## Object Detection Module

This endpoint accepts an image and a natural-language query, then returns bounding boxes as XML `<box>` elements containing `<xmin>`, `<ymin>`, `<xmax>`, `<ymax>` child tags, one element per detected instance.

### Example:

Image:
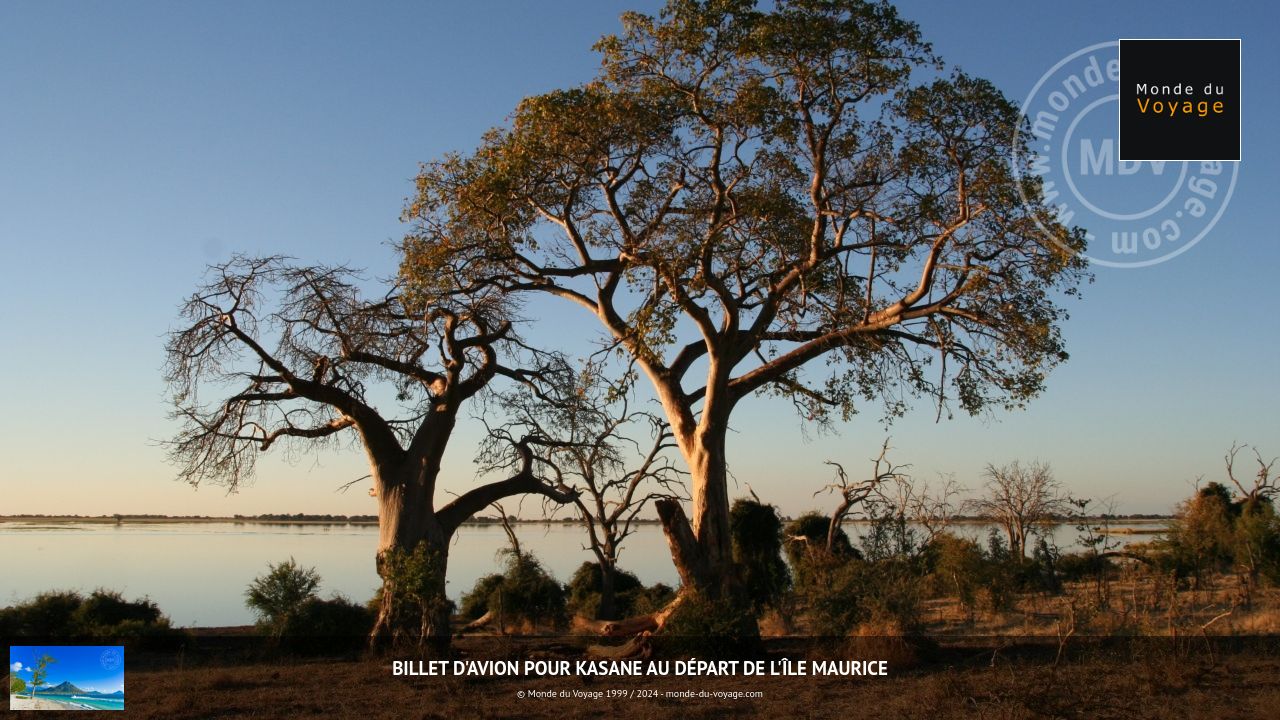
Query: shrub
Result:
<box><xmin>245</xmin><ymin>558</ymin><xmax>321</xmax><ymax>634</ymax></box>
<box><xmin>730</xmin><ymin>498</ymin><xmax>791</xmax><ymax>612</ymax></box>
<box><xmin>564</xmin><ymin>562</ymin><xmax>648</xmax><ymax>619</ymax></box>
<box><xmin>922</xmin><ymin>532</ymin><xmax>986</xmax><ymax>610</ymax></box>
<box><xmin>459</xmin><ymin>551</ymin><xmax>567</xmax><ymax>630</ymax></box>
<box><xmin>656</xmin><ymin>591</ymin><xmax>761</xmax><ymax>658</ymax></box>
<box><xmin>74</xmin><ymin>589</ymin><xmax>163</xmax><ymax>630</ymax></box>
<box><xmin>11</xmin><ymin>675</ymin><xmax>26</xmax><ymax>694</ymax></box>
<box><xmin>459</xmin><ymin>573</ymin><xmax>505</xmax><ymax>620</ymax></box>
<box><xmin>784</xmin><ymin>512</ymin><xmax>856</xmax><ymax>569</ymax></box>
<box><xmin>0</xmin><ymin>589</ymin><xmax>184</xmax><ymax>646</ymax></box>
<box><xmin>280</xmin><ymin>595</ymin><xmax>375</xmax><ymax>653</ymax></box>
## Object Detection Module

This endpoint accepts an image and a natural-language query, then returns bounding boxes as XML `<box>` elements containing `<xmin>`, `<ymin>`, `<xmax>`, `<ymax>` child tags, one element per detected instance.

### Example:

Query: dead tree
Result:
<box><xmin>968</xmin><ymin>460</ymin><xmax>1066</xmax><ymax>559</ymax></box>
<box><xmin>819</xmin><ymin>439</ymin><xmax>910</xmax><ymax>554</ymax></box>
<box><xmin>163</xmin><ymin>256</ymin><xmax>576</xmax><ymax>653</ymax></box>
<box><xmin>1224</xmin><ymin>442</ymin><xmax>1278</xmax><ymax>508</ymax></box>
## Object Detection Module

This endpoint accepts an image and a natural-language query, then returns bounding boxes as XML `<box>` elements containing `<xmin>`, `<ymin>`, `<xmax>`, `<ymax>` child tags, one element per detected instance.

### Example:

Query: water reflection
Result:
<box><xmin>0</xmin><ymin>520</ymin><xmax>1162</xmax><ymax>627</ymax></box>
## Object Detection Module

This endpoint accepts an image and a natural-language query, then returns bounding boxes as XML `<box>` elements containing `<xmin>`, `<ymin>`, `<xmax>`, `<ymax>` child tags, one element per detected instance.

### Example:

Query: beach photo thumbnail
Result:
<box><xmin>9</xmin><ymin>646</ymin><xmax>124</xmax><ymax>711</ymax></box>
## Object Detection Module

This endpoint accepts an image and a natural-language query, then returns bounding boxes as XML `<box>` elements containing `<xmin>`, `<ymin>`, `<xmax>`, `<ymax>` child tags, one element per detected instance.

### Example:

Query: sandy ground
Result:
<box><xmin>8</xmin><ymin>695</ymin><xmax>85</xmax><ymax>710</ymax></box>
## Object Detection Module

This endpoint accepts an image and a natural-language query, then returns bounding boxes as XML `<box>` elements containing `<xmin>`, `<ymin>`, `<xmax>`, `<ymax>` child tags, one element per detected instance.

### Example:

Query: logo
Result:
<box><xmin>1013</xmin><ymin>41</ymin><xmax>1237</xmax><ymax>268</ymax></box>
<box><xmin>100</xmin><ymin>648</ymin><xmax>122</xmax><ymax>671</ymax></box>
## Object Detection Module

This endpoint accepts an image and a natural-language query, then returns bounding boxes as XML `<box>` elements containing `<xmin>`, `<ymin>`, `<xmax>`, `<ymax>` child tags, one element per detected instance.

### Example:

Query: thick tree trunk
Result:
<box><xmin>660</xmin><ymin>426</ymin><xmax>737</xmax><ymax>599</ymax></box>
<box><xmin>649</xmin><ymin>420</ymin><xmax>758</xmax><ymax>637</ymax></box>
<box><xmin>370</xmin><ymin>477</ymin><xmax>452</xmax><ymax>656</ymax></box>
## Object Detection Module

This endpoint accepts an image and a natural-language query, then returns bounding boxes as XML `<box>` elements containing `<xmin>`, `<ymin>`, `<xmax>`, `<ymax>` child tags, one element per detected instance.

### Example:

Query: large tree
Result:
<box><xmin>400</xmin><ymin>0</ymin><xmax>1087</xmax><ymax>614</ymax></box>
<box><xmin>164</xmin><ymin>256</ymin><xmax>576</xmax><ymax>650</ymax></box>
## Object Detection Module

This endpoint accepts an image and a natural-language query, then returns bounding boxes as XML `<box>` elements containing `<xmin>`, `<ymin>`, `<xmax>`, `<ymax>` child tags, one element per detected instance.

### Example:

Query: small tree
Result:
<box><xmin>479</xmin><ymin>359</ymin><xmax>682</xmax><ymax>620</ymax></box>
<box><xmin>245</xmin><ymin>558</ymin><xmax>321</xmax><ymax>634</ymax></box>
<box><xmin>10</xmin><ymin>675</ymin><xmax>26</xmax><ymax>695</ymax></box>
<box><xmin>30</xmin><ymin>653</ymin><xmax>55</xmax><ymax>701</ymax></box>
<box><xmin>969</xmin><ymin>460</ymin><xmax>1066</xmax><ymax>559</ymax></box>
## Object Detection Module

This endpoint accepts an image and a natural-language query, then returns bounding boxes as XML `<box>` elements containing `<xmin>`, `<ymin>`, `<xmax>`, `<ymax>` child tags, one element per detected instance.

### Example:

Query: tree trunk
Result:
<box><xmin>653</xmin><ymin>421</ymin><xmax>758</xmax><ymax>634</ymax></box>
<box><xmin>370</xmin><ymin>477</ymin><xmax>452</xmax><ymax>656</ymax></box>
<box><xmin>598</xmin><ymin>561</ymin><xmax>618</xmax><ymax>621</ymax></box>
<box><xmin>660</xmin><ymin>425</ymin><xmax>737</xmax><ymax>599</ymax></box>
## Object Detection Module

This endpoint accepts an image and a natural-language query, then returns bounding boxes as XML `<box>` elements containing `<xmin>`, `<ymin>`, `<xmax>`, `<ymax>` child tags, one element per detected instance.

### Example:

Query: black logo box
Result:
<box><xmin>1119</xmin><ymin>39</ymin><xmax>1240</xmax><ymax>162</ymax></box>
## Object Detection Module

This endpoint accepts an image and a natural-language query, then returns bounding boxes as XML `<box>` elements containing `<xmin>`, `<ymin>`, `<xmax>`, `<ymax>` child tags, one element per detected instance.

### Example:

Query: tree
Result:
<box><xmin>10</xmin><ymin>674</ymin><xmax>25</xmax><ymax>696</ymax></box>
<box><xmin>969</xmin><ymin>460</ymin><xmax>1065</xmax><ymax>559</ymax></box>
<box><xmin>164</xmin><ymin>256</ymin><xmax>577</xmax><ymax>651</ymax></box>
<box><xmin>478</xmin><ymin>359</ymin><xmax>683</xmax><ymax>620</ymax></box>
<box><xmin>245</xmin><ymin>557</ymin><xmax>321</xmax><ymax>634</ymax></box>
<box><xmin>820</xmin><ymin>439</ymin><xmax>910</xmax><ymax>554</ymax></box>
<box><xmin>31</xmin><ymin>653</ymin><xmax>54</xmax><ymax>701</ymax></box>
<box><xmin>400</xmin><ymin>0</ymin><xmax>1087</xmax><ymax>615</ymax></box>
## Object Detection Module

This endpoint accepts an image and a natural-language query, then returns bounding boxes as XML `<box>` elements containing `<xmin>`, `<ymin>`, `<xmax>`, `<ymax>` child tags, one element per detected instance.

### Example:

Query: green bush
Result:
<box><xmin>459</xmin><ymin>551</ymin><xmax>567</xmax><ymax>630</ymax></box>
<box><xmin>784</xmin><ymin>513</ymin><xmax>857</xmax><ymax>569</ymax></box>
<box><xmin>922</xmin><ymin>532</ymin><xmax>986</xmax><ymax>609</ymax></box>
<box><xmin>245</xmin><ymin>558</ymin><xmax>321</xmax><ymax>634</ymax></box>
<box><xmin>11</xmin><ymin>675</ymin><xmax>26</xmax><ymax>694</ymax></box>
<box><xmin>459</xmin><ymin>573</ymin><xmax>505</xmax><ymax>620</ymax></box>
<box><xmin>564</xmin><ymin>562</ymin><xmax>657</xmax><ymax>619</ymax></box>
<box><xmin>730</xmin><ymin>498</ymin><xmax>791</xmax><ymax>612</ymax></box>
<box><xmin>74</xmin><ymin>589</ymin><xmax>163</xmax><ymax>630</ymax></box>
<box><xmin>656</xmin><ymin>591</ymin><xmax>761</xmax><ymax>658</ymax></box>
<box><xmin>280</xmin><ymin>595</ymin><xmax>375</xmax><ymax>653</ymax></box>
<box><xmin>0</xmin><ymin>589</ymin><xmax>184</xmax><ymax>646</ymax></box>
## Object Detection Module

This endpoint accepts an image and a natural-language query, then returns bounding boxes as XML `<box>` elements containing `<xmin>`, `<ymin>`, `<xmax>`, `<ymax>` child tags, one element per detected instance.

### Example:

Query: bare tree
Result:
<box><xmin>479</xmin><ymin>359</ymin><xmax>684</xmax><ymax>620</ymax></box>
<box><xmin>969</xmin><ymin>460</ymin><xmax>1066</xmax><ymax>559</ymax></box>
<box><xmin>1224</xmin><ymin>441</ymin><xmax>1278</xmax><ymax>508</ymax></box>
<box><xmin>163</xmin><ymin>256</ymin><xmax>576</xmax><ymax>652</ymax></box>
<box><xmin>820</xmin><ymin>439</ymin><xmax>910</xmax><ymax>554</ymax></box>
<box><xmin>401</xmin><ymin>0</ymin><xmax>1088</xmax><ymax>612</ymax></box>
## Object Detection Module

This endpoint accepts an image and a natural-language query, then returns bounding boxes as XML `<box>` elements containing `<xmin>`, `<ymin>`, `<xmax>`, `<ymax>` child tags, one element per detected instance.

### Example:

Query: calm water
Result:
<box><xmin>0</xmin><ymin>520</ymin><xmax>1161</xmax><ymax>627</ymax></box>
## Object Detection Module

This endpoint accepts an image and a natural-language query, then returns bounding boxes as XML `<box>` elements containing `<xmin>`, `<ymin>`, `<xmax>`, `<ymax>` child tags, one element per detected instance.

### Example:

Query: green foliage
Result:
<box><xmin>730</xmin><ymin>498</ymin><xmax>792</xmax><ymax>611</ymax></box>
<box><xmin>73</xmin><ymin>589</ymin><xmax>163</xmax><ymax>630</ymax></box>
<box><xmin>245</xmin><ymin>558</ymin><xmax>321</xmax><ymax>634</ymax></box>
<box><xmin>31</xmin><ymin>654</ymin><xmax>54</xmax><ymax>693</ymax></box>
<box><xmin>784</xmin><ymin>512</ymin><xmax>857</xmax><ymax>574</ymax></box>
<box><xmin>0</xmin><ymin>589</ymin><xmax>182</xmax><ymax>645</ymax></box>
<box><xmin>564</xmin><ymin>562</ymin><xmax>673</xmax><ymax>619</ymax></box>
<box><xmin>10</xmin><ymin>675</ymin><xmax>26</xmax><ymax>695</ymax></box>
<box><xmin>376</xmin><ymin>542</ymin><xmax>453</xmax><ymax>637</ymax></box>
<box><xmin>1160</xmin><ymin>483</ymin><xmax>1280</xmax><ymax>584</ymax></box>
<box><xmin>922</xmin><ymin>532</ymin><xmax>986</xmax><ymax>611</ymax></box>
<box><xmin>459</xmin><ymin>551</ymin><xmax>567</xmax><ymax>630</ymax></box>
<box><xmin>657</xmin><ymin>591</ymin><xmax>762</xmax><ymax>658</ymax></box>
<box><xmin>459</xmin><ymin>573</ymin><xmax>505</xmax><ymax>621</ymax></box>
<box><xmin>279</xmin><ymin>595</ymin><xmax>375</xmax><ymax>654</ymax></box>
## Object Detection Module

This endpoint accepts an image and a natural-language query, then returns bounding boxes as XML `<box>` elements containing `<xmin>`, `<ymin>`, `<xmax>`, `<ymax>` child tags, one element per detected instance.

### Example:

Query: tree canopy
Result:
<box><xmin>399</xmin><ymin>0</ymin><xmax>1087</xmax><ymax>606</ymax></box>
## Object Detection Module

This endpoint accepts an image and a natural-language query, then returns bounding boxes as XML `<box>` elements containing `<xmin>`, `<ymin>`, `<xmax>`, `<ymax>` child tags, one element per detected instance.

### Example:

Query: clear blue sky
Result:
<box><xmin>1</xmin><ymin>1</ymin><xmax>1276</xmax><ymax>517</ymax></box>
<box><xmin>10</xmin><ymin>645</ymin><xmax>124</xmax><ymax>693</ymax></box>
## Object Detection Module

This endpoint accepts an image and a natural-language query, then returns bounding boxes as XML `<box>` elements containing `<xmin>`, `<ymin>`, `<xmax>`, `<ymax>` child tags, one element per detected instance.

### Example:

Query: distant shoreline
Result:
<box><xmin>0</xmin><ymin>514</ymin><xmax>1172</xmax><ymax>526</ymax></box>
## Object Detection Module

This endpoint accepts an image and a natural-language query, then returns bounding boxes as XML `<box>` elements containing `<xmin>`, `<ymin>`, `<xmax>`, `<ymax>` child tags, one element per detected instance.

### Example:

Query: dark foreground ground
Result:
<box><xmin>8</xmin><ymin>635</ymin><xmax>1276</xmax><ymax>719</ymax></box>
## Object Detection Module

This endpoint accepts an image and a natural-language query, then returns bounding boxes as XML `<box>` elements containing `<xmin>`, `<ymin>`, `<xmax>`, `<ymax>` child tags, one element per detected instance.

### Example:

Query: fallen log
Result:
<box><xmin>458</xmin><ymin>609</ymin><xmax>496</xmax><ymax>633</ymax></box>
<box><xmin>587</xmin><ymin>631</ymin><xmax>653</xmax><ymax>660</ymax></box>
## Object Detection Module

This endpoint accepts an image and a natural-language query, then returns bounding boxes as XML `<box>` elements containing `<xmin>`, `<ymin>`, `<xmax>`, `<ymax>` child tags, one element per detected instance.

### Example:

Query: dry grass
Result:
<box><xmin>104</xmin><ymin>636</ymin><xmax>1280</xmax><ymax>719</ymax></box>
